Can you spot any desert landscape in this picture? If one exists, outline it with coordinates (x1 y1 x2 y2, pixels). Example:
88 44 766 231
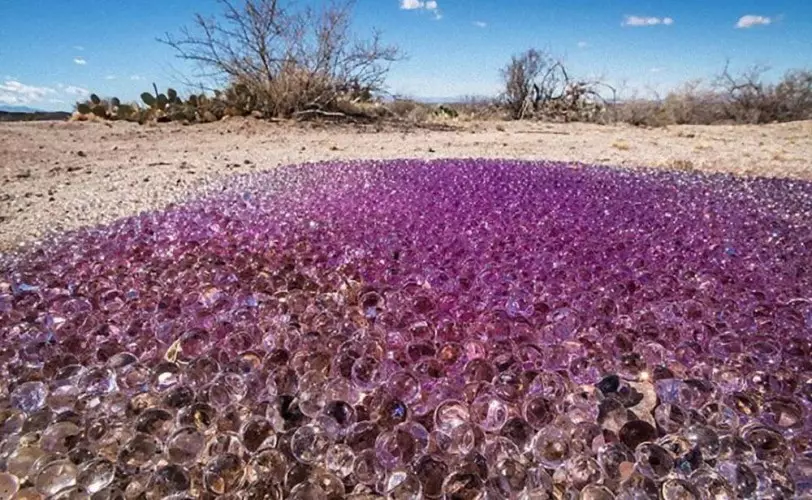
2 118 810 253
2 0 811 498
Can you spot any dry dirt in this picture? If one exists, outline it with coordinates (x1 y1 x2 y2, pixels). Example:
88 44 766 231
1 118 810 253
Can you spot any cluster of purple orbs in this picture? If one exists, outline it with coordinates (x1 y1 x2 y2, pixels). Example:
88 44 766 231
0 159 811 499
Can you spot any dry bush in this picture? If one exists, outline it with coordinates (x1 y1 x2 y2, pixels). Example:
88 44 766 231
444 96 506 121
608 65 811 127
160 0 401 119
662 81 728 125
500 48 610 122
384 99 434 123
610 98 670 128
715 63 812 123
500 49 568 119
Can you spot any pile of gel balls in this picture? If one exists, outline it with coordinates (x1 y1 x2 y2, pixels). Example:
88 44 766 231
1 159 810 499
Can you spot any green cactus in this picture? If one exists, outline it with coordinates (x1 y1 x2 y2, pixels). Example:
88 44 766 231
167 88 177 102
141 92 156 107
77 103 91 115
187 94 198 107
91 104 108 118
110 97 121 108
90 94 101 105
116 104 135 120
156 94 168 110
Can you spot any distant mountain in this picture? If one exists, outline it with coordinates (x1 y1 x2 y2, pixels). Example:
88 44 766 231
0 109 71 122
0 104 43 113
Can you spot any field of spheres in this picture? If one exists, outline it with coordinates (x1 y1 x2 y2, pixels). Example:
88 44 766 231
0 158 811 499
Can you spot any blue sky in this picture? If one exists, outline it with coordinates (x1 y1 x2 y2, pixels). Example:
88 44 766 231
1 0 810 111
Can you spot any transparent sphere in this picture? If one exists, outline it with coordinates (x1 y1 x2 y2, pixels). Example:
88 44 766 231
203 453 244 494
375 427 422 470
325 444 356 477
206 432 246 458
35 459 78 496
0 472 20 499
442 470 484 499
176 402 217 432
353 449 382 485
352 356 383 390
76 458 115 494
523 394 556 430
618 420 657 450
383 469 422 500
245 448 287 485
289 482 327 500
414 455 448 499
634 443 675 481
290 424 330 465
531 425 571 469
470 391 509 432
241 416 276 452
491 457 528 495
661 478 700 500
10 381 48 413
145 464 191 499
683 425 720 461
167 427 205 465
690 468 735 499
741 423 791 465
135 407 174 440
117 433 162 474
434 400 470 433
6 445 47 481
716 460 758 498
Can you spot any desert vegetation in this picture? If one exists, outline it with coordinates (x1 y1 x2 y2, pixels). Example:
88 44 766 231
67 1 810 128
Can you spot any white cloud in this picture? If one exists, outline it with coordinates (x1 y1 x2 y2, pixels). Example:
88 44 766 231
577 41 589 48
64 85 90 97
622 15 674 27
0 80 57 105
130 75 144 81
73 57 87 65
105 75 117 80
73 45 85 51
48 98 65 104
400 0 423 9
473 21 487 28
650 67 665 73
736 15 771 28
400 0 441 19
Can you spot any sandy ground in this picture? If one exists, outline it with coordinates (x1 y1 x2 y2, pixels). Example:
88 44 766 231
1 118 810 253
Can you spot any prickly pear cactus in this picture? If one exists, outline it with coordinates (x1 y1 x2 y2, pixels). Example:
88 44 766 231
77 103 91 115
110 97 121 108
141 92 156 107
116 104 135 120
91 104 108 118
90 94 101 105
167 88 178 102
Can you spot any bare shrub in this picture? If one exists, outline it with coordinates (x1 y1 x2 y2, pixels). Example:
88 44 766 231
607 64 811 127
500 49 609 122
774 69 812 121
715 62 812 123
662 80 728 125
159 0 401 118
445 96 505 121
501 49 566 119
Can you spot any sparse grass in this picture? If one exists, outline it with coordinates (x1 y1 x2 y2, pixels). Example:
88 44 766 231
611 139 631 151
668 159 697 172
